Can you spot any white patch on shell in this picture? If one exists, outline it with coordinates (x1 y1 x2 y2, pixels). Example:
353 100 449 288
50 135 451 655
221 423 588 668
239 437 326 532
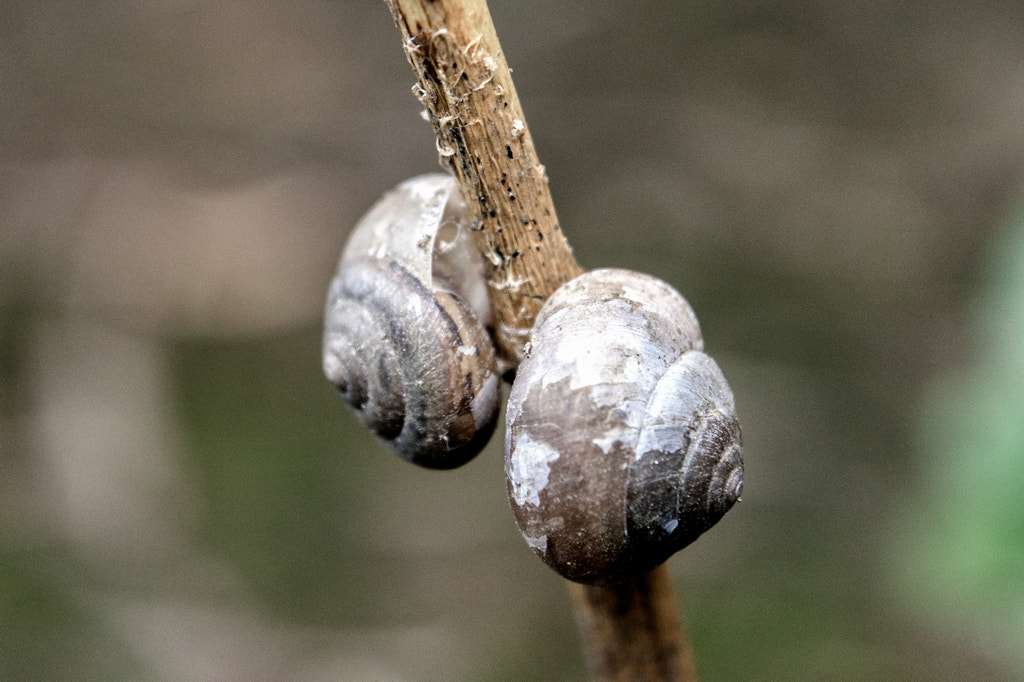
321 342 343 385
590 398 647 453
539 299 654 397
524 533 548 553
471 371 500 430
508 433 560 507
405 294 424 316
592 426 634 454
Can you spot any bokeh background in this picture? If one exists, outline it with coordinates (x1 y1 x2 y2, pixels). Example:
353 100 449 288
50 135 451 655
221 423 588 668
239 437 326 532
2 1 1023 680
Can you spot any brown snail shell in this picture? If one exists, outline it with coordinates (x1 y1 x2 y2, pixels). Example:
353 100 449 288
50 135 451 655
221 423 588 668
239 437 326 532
323 174 500 469
505 268 743 584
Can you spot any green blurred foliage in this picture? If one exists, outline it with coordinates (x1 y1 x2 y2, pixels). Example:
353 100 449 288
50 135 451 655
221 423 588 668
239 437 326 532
895 192 1024 677
0 549 150 680
171 332 374 626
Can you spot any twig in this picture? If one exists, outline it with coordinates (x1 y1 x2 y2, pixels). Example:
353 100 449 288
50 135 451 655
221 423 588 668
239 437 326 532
384 0 582 365
570 569 697 681
383 1 698 679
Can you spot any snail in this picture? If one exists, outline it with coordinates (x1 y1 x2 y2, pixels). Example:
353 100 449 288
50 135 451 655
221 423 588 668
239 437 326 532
322 173 500 469
505 268 743 585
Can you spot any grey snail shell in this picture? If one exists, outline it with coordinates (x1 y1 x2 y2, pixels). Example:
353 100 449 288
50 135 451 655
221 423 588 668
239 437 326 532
323 173 500 469
505 268 743 585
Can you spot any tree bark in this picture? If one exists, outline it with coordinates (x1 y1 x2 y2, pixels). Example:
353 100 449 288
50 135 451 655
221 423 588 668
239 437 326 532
384 0 583 365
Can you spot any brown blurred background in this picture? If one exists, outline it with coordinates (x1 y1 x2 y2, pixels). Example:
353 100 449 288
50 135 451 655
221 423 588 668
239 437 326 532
2 1 1023 680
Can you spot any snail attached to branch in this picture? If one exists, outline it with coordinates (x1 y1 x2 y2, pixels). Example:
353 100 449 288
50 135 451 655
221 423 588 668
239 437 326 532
505 269 743 585
322 173 500 469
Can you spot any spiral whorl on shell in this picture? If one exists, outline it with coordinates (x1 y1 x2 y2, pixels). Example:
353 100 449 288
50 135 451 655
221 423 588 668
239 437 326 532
505 269 743 584
323 174 500 469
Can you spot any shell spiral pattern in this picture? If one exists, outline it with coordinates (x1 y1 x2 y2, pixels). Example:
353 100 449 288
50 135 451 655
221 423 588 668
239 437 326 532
323 174 500 469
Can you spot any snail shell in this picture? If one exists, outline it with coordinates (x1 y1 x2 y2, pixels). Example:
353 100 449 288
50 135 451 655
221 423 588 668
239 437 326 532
505 268 743 585
323 173 500 469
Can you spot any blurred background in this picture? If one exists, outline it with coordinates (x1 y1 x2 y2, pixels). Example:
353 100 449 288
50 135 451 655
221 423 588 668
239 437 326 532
2 1 1023 680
